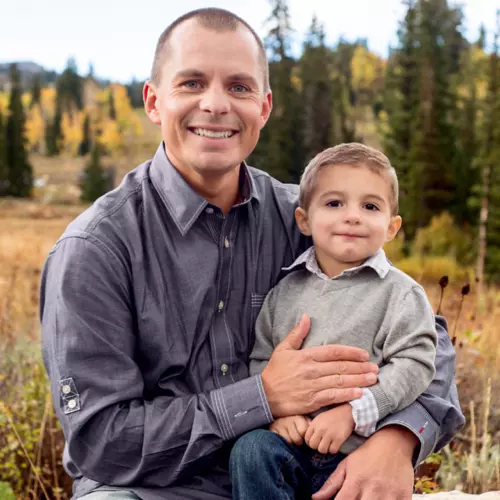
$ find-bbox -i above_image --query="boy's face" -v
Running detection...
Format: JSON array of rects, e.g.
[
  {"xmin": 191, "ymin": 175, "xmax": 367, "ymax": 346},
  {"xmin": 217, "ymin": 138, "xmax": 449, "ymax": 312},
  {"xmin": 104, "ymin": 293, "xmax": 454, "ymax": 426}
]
[{"xmin": 296, "ymin": 164, "xmax": 402, "ymax": 274}]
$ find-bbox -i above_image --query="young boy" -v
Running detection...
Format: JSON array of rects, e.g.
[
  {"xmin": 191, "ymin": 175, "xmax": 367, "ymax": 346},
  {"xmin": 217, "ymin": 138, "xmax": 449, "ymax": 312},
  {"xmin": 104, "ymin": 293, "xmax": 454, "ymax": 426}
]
[{"xmin": 230, "ymin": 143, "xmax": 438, "ymax": 499}]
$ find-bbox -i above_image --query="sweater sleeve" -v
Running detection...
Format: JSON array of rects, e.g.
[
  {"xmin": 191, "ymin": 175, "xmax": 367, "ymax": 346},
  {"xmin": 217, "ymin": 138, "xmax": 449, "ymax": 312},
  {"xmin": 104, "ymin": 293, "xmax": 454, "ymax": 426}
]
[
  {"xmin": 368, "ymin": 286, "xmax": 437, "ymax": 420},
  {"xmin": 249, "ymin": 287, "xmax": 278, "ymax": 376}
]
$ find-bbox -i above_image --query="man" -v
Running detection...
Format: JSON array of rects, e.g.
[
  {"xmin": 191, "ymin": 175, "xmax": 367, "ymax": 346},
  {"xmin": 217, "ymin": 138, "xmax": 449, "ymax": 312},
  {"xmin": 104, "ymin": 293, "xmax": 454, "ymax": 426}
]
[{"xmin": 40, "ymin": 8, "xmax": 464, "ymax": 500}]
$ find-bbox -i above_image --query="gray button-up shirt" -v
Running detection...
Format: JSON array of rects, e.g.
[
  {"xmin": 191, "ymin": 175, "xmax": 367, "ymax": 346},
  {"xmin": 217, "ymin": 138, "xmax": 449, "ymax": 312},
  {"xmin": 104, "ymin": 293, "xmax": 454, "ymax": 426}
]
[{"xmin": 40, "ymin": 144, "xmax": 464, "ymax": 500}]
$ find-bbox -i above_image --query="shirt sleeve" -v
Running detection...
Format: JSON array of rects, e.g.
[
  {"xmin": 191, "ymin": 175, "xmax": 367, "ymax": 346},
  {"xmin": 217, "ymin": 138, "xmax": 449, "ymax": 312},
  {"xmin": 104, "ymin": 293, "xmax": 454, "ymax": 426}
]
[
  {"xmin": 367, "ymin": 286, "xmax": 438, "ymax": 420},
  {"xmin": 377, "ymin": 315, "xmax": 465, "ymax": 466},
  {"xmin": 40, "ymin": 234, "xmax": 272, "ymax": 488}
]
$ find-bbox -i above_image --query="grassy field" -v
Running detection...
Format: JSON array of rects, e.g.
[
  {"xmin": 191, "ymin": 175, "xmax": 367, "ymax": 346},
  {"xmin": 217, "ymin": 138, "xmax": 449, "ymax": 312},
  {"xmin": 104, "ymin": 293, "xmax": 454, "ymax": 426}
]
[{"xmin": 0, "ymin": 152, "xmax": 499, "ymax": 496}]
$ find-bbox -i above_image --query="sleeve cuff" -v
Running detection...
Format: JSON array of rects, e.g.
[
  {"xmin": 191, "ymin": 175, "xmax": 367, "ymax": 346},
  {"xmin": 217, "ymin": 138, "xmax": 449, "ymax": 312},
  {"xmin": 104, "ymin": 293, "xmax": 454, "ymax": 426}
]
[
  {"xmin": 210, "ymin": 375, "xmax": 273, "ymax": 441},
  {"xmin": 349, "ymin": 388, "xmax": 379, "ymax": 437},
  {"xmin": 377, "ymin": 400, "xmax": 439, "ymax": 466}
]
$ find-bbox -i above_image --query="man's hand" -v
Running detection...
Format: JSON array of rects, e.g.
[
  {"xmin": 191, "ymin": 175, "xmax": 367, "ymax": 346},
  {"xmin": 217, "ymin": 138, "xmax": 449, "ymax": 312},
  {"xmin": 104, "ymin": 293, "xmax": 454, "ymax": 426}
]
[
  {"xmin": 261, "ymin": 314, "xmax": 379, "ymax": 418},
  {"xmin": 270, "ymin": 415, "xmax": 311, "ymax": 446},
  {"xmin": 312, "ymin": 425, "xmax": 417, "ymax": 500},
  {"xmin": 304, "ymin": 404, "xmax": 354, "ymax": 455}
]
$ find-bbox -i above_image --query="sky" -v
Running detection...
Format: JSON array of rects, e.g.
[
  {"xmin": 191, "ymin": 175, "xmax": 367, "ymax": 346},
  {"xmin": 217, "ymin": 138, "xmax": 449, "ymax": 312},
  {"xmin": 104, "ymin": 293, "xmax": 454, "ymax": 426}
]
[{"xmin": 1, "ymin": 0, "xmax": 499, "ymax": 83}]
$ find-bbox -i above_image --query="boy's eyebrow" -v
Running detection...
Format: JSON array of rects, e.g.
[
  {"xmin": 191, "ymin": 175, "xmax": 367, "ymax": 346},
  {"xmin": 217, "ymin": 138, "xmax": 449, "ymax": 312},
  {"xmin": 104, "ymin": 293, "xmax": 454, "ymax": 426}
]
[{"xmin": 319, "ymin": 190, "xmax": 387, "ymax": 205}]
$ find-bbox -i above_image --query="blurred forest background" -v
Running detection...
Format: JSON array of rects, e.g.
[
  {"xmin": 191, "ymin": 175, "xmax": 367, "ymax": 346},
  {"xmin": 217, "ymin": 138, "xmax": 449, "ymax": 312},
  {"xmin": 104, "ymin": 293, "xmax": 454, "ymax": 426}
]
[{"xmin": 1, "ymin": 0, "xmax": 500, "ymax": 497}]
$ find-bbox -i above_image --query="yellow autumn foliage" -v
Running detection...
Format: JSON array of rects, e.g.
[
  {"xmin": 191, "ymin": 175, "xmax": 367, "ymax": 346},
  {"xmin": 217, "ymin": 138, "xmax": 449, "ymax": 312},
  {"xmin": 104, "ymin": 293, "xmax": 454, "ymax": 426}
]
[
  {"xmin": 40, "ymin": 88, "xmax": 56, "ymax": 118},
  {"xmin": 351, "ymin": 45, "xmax": 385, "ymax": 97},
  {"xmin": 61, "ymin": 110, "xmax": 84, "ymax": 156},
  {"xmin": 25, "ymin": 105, "xmax": 45, "ymax": 151}
]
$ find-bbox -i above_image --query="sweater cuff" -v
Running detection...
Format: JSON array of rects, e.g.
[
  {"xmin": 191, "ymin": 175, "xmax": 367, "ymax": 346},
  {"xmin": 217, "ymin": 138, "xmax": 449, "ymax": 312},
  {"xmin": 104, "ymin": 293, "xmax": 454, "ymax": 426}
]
[
  {"xmin": 369, "ymin": 384, "xmax": 393, "ymax": 420},
  {"xmin": 210, "ymin": 375, "xmax": 273, "ymax": 441}
]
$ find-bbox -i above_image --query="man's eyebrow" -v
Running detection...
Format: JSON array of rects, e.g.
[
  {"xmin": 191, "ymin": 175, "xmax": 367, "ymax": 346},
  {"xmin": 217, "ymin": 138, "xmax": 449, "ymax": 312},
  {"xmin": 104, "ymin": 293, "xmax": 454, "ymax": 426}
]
[
  {"xmin": 228, "ymin": 73, "xmax": 259, "ymax": 87},
  {"xmin": 173, "ymin": 69, "xmax": 206, "ymax": 80}
]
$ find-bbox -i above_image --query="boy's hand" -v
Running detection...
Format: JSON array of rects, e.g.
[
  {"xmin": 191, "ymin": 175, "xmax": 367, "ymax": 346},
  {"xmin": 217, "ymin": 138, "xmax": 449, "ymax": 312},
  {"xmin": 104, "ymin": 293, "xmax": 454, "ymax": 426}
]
[
  {"xmin": 270, "ymin": 415, "xmax": 311, "ymax": 446},
  {"xmin": 305, "ymin": 404, "xmax": 355, "ymax": 454}
]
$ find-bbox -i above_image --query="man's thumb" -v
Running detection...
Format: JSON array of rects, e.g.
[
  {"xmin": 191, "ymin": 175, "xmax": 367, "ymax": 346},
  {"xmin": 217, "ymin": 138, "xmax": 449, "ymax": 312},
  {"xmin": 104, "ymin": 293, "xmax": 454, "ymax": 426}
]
[{"xmin": 277, "ymin": 314, "xmax": 311, "ymax": 351}]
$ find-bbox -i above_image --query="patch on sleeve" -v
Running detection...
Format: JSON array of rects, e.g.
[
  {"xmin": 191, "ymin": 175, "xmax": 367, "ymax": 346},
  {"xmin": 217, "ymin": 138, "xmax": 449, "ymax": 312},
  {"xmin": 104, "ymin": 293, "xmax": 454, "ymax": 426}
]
[{"xmin": 59, "ymin": 377, "xmax": 81, "ymax": 414}]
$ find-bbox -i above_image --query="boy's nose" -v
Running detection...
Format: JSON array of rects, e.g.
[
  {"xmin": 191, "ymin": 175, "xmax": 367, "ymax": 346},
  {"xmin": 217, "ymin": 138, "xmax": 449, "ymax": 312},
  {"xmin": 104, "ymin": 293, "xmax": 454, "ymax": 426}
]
[{"xmin": 343, "ymin": 209, "xmax": 361, "ymax": 224}]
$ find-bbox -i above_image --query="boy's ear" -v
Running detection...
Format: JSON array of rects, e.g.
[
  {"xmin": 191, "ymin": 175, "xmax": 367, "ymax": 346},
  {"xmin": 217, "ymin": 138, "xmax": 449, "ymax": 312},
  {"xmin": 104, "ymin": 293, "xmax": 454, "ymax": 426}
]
[
  {"xmin": 295, "ymin": 207, "xmax": 312, "ymax": 236},
  {"xmin": 386, "ymin": 215, "xmax": 402, "ymax": 242}
]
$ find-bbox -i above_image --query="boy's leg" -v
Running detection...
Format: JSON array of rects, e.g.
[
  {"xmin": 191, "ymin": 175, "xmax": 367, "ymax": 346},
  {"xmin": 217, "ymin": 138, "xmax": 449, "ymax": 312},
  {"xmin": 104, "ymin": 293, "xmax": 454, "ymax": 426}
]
[
  {"xmin": 308, "ymin": 451, "xmax": 347, "ymax": 494},
  {"xmin": 229, "ymin": 429, "xmax": 313, "ymax": 500}
]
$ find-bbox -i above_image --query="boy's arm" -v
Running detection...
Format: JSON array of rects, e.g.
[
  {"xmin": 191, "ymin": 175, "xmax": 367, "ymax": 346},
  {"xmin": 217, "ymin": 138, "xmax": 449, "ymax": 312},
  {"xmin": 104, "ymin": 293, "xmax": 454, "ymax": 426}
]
[
  {"xmin": 249, "ymin": 287, "xmax": 278, "ymax": 377},
  {"xmin": 350, "ymin": 286, "xmax": 437, "ymax": 436}
]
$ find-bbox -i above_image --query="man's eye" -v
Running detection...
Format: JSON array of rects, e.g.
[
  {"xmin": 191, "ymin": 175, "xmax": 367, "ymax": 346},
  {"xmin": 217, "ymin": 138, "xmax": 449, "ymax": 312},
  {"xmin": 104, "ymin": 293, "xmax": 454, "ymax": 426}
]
[
  {"xmin": 183, "ymin": 81, "xmax": 200, "ymax": 89},
  {"xmin": 327, "ymin": 200, "xmax": 342, "ymax": 208},
  {"xmin": 231, "ymin": 84, "xmax": 248, "ymax": 93},
  {"xmin": 364, "ymin": 203, "xmax": 379, "ymax": 211}
]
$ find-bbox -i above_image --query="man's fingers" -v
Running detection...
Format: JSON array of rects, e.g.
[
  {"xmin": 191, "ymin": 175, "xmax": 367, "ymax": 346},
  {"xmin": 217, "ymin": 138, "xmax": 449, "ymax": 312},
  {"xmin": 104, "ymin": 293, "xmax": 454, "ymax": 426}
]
[
  {"xmin": 275, "ymin": 314, "xmax": 311, "ymax": 352},
  {"xmin": 311, "ymin": 360, "xmax": 379, "ymax": 377},
  {"xmin": 307, "ymin": 344, "xmax": 371, "ymax": 363},
  {"xmin": 311, "ymin": 373, "xmax": 377, "ymax": 396},
  {"xmin": 314, "ymin": 387, "xmax": 364, "ymax": 407},
  {"xmin": 312, "ymin": 460, "xmax": 346, "ymax": 500}
]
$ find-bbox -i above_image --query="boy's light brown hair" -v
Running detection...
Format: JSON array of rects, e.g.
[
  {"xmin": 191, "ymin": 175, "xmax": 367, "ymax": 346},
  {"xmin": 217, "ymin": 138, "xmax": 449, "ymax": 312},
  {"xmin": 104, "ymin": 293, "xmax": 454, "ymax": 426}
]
[{"xmin": 299, "ymin": 142, "xmax": 399, "ymax": 215}]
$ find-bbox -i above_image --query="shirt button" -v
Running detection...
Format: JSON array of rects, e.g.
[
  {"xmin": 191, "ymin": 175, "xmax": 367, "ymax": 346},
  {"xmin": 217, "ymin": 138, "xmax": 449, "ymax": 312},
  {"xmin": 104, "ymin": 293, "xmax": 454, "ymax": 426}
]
[
  {"xmin": 218, "ymin": 300, "xmax": 224, "ymax": 311},
  {"xmin": 220, "ymin": 363, "xmax": 229, "ymax": 374},
  {"xmin": 62, "ymin": 385, "xmax": 71, "ymax": 395},
  {"xmin": 67, "ymin": 399, "xmax": 77, "ymax": 409},
  {"xmin": 224, "ymin": 237, "xmax": 229, "ymax": 248},
  {"xmin": 205, "ymin": 207, "xmax": 214, "ymax": 214}
]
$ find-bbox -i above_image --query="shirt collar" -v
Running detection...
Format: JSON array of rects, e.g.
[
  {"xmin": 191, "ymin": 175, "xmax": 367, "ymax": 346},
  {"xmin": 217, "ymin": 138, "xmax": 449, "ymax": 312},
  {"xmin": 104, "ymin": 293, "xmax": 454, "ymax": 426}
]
[
  {"xmin": 149, "ymin": 143, "xmax": 260, "ymax": 235},
  {"xmin": 283, "ymin": 247, "xmax": 390, "ymax": 280}
]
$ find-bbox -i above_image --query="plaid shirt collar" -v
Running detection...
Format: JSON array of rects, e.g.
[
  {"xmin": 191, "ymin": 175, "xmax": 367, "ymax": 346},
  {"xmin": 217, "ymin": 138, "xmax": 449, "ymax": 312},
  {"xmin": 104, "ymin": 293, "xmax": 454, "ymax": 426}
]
[{"xmin": 283, "ymin": 246, "xmax": 390, "ymax": 281}]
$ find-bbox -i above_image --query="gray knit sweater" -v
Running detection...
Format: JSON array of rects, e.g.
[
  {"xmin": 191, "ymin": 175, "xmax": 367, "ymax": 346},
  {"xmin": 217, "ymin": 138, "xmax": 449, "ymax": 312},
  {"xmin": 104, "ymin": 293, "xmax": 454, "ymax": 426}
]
[{"xmin": 250, "ymin": 248, "xmax": 437, "ymax": 452}]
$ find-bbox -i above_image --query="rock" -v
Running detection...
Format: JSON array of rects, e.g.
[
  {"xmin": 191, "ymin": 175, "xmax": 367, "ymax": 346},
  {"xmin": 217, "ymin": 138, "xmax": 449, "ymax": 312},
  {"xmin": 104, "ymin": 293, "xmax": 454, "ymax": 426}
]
[{"xmin": 413, "ymin": 491, "xmax": 500, "ymax": 499}]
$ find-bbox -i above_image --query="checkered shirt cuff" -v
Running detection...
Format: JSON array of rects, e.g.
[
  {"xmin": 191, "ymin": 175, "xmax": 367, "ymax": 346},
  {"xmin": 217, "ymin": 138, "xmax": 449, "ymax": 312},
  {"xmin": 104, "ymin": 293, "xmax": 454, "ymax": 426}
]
[{"xmin": 349, "ymin": 388, "xmax": 379, "ymax": 437}]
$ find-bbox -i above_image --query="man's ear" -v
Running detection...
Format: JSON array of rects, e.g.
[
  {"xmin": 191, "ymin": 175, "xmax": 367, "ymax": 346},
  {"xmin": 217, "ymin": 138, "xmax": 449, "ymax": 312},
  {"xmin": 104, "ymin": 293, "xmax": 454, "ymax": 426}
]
[
  {"xmin": 143, "ymin": 81, "xmax": 161, "ymax": 125},
  {"xmin": 259, "ymin": 91, "xmax": 273, "ymax": 129},
  {"xmin": 386, "ymin": 215, "xmax": 402, "ymax": 242},
  {"xmin": 295, "ymin": 207, "xmax": 312, "ymax": 236}
]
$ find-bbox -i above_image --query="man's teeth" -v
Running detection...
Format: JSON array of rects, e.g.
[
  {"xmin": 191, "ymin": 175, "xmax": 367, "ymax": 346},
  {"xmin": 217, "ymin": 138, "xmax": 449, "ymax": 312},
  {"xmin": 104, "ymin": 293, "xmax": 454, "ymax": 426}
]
[{"xmin": 193, "ymin": 128, "xmax": 234, "ymax": 138}]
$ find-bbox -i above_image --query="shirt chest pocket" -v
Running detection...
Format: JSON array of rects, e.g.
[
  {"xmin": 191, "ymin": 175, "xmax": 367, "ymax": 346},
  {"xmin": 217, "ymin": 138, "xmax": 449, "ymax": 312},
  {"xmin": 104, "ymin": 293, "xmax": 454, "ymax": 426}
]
[{"xmin": 250, "ymin": 292, "xmax": 267, "ymax": 329}]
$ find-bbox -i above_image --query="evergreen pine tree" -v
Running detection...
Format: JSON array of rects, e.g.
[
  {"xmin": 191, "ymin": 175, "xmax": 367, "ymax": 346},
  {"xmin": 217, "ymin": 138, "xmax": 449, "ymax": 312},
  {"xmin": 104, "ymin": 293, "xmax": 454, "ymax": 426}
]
[
  {"xmin": 300, "ymin": 16, "xmax": 334, "ymax": 160},
  {"xmin": 46, "ymin": 98, "xmax": 62, "ymax": 156},
  {"xmin": 6, "ymin": 64, "xmax": 33, "ymax": 197},
  {"xmin": 79, "ymin": 112, "xmax": 92, "ymax": 156},
  {"xmin": 108, "ymin": 89, "xmax": 117, "ymax": 120},
  {"xmin": 475, "ymin": 10, "xmax": 500, "ymax": 285},
  {"xmin": 30, "ymin": 73, "xmax": 42, "ymax": 108},
  {"xmin": 254, "ymin": 0, "xmax": 304, "ymax": 183},
  {"xmin": 81, "ymin": 142, "xmax": 108, "ymax": 202}
]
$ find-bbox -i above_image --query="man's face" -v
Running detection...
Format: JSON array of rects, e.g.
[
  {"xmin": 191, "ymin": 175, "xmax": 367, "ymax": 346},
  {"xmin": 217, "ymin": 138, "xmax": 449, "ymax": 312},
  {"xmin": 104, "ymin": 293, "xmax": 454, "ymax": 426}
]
[{"xmin": 144, "ymin": 20, "xmax": 272, "ymax": 179}]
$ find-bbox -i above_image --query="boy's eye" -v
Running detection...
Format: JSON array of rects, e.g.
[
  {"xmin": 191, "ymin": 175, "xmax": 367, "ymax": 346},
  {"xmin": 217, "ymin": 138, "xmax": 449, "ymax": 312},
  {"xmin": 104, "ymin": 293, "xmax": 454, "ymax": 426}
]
[
  {"xmin": 326, "ymin": 200, "xmax": 342, "ymax": 208},
  {"xmin": 364, "ymin": 203, "xmax": 379, "ymax": 211}
]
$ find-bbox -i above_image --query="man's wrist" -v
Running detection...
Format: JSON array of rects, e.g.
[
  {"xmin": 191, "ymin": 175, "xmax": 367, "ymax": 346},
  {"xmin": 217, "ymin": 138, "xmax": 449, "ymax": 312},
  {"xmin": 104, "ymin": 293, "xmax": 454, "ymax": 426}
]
[{"xmin": 368, "ymin": 425, "xmax": 418, "ymax": 460}]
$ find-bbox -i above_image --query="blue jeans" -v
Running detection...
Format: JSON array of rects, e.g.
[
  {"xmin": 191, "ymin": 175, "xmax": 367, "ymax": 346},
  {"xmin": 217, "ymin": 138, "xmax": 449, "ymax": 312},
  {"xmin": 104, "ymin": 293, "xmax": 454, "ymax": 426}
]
[{"xmin": 229, "ymin": 429, "xmax": 346, "ymax": 500}]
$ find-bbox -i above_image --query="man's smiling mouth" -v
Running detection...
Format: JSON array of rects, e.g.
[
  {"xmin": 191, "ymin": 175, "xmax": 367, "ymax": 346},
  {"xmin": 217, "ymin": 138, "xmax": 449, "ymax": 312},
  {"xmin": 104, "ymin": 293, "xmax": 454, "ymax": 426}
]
[{"xmin": 189, "ymin": 127, "xmax": 237, "ymax": 139}]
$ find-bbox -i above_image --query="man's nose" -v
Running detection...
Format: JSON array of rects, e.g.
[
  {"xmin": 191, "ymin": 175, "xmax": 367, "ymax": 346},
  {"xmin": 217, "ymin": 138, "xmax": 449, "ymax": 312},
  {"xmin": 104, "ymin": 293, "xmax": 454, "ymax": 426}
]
[{"xmin": 199, "ymin": 84, "xmax": 230, "ymax": 115}]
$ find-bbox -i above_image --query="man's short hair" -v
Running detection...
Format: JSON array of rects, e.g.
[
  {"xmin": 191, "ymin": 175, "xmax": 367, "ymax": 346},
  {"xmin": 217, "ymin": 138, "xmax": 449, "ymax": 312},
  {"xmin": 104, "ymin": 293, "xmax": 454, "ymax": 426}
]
[
  {"xmin": 299, "ymin": 142, "xmax": 399, "ymax": 215},
  {"xmin": 151, "ymin": 8, "xmax": 270, "ymax": 92}
]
